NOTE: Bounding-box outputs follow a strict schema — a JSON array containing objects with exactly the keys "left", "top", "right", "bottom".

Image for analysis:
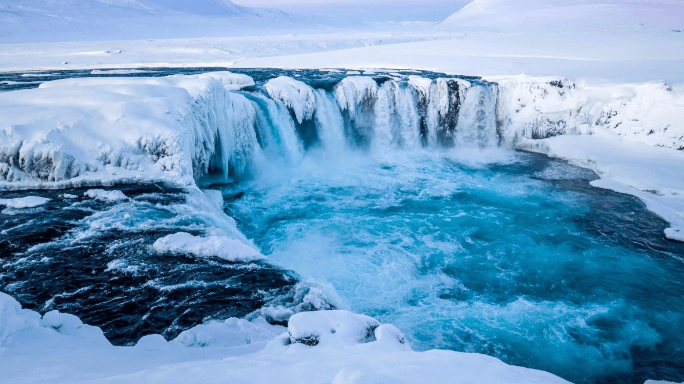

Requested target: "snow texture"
[
  {"left": 0, "top": 291, "right": 572, "bottom": 384},
  {"left": 0, "top": 196, "right": 50, "bottom": 208},
  {"left": 152, "top": 232, "right": 264, "bottom": 262}
]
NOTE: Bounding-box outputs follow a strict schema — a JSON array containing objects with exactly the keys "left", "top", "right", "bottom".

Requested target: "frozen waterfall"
[{"left": 206, "top": 74, "right": 500, "bottom": 181}]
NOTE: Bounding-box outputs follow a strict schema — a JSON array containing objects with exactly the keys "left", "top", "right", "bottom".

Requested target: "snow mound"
[
  {"left": 173, "top": 317, "right": 285, "bottom": 348},
  {"left": 287, "top": 310, "right": 380, "bottom": 347},
  {"left": 0, "top": 196, "right": 50, "bottom": 208},
  {"left": 152, "top": 232, "right": 264, "bottom": 262},
  {"left": 85, "top": 189, "right": 128, "bottom": 201},
  {"left": 265, "top": 76, "right": 316, "bottom": 124}
]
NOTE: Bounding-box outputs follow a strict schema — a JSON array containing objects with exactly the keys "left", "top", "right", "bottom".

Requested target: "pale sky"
[{"left": 232, "top": 0, "right": 472, "bottom": 22}]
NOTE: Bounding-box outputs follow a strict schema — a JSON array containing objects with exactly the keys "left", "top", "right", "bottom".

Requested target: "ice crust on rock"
[
  {"left": 0, "top": 196, "right": 50, "bottom": 208},
  {"left": 265, "top": 76, "right": 316, "bottom": 124},
  {"left": 152, "top": 232, "right": 264, "bottom": 262}
]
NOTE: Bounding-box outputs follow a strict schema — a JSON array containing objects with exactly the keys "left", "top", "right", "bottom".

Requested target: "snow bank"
[
  {"left": 0, "top": 72, "right": 259, "bottom": 190},
  {"left": 0, "top": 291, "right": 571, "bottom": 384},
  {"left": 265, "top": 76, "right": 316, "bottom": 124},
  {"left": 84, "top": 189, "right": 128, "bottom": 201},
  {"left": 0, "top": 196, "right": 50, "bottom": 208},
  {"left": 517, "top": 134, "right": 684, "bottom": 241},
  {"left": 152, "top": 232, "right": 264, "bottom": 262}
]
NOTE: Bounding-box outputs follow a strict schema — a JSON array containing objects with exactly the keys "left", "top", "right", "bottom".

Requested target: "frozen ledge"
[
  {"left": 0, "top": 292, "right": 571, "bottom": 384},
  {"left": 517, "top": 134, "right": 684, "bottom": 242}
]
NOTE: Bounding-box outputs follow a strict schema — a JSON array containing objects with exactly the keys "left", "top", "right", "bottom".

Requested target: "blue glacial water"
[
  {"left": 222, "top": 148, "right": 684, "bottom": 384},
  {"left": 1, "top": 68, "right": 683, "bottom": 384}
]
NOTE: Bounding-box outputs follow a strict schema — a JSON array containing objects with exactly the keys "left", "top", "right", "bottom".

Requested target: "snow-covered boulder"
[
  {"left": 152, "top": 232, "right": 264, "bottom": 262},
  {"left": 287, "top": 310, "right": 380, "bottom": 347},
  {"left": 265, "top": 76, "right": 316, "bottom": 124}
]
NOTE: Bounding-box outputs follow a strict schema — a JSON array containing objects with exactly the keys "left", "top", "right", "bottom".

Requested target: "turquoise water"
[{"left": 223, "top": 148, "right": 684, "bottom": 384}]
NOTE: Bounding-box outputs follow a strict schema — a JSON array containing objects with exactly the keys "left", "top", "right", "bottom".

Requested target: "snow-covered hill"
[
  {"left": 438, "top": 0, "right": 684, "bottom": 32},
  {"left": 0, "top": 0, "right": 366, "bottom": 43}
]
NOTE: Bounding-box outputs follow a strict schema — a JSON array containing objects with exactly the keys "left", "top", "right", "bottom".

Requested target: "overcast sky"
[{"left": 232, "top": 0, "right": 472, "bottom": 22}]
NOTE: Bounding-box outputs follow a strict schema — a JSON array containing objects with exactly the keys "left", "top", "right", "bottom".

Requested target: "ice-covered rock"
[
  {"left": 287, "top": 310, "right": 380, "bottom": 347},
  {"left": 84, "top": 189, "right": 128, "bottom": 201},
  {"left": 152, "top": 232, "right": 264, "bottom": 262},
  {"left": 0, "top": 196, "right": 50, "bottom": 208},
  {"left": 265, "top": 76, "right": 316, "bottom": 124},
  {"left": 334, "top": 76, "right": 378, "bottom": 118}
]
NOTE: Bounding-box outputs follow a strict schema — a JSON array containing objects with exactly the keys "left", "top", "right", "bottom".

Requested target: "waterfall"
[{"left": 209, "top": 74, "right": 500, "bottom": 182}]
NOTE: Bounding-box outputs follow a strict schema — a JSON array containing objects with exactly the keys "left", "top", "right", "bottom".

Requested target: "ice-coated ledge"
[
  {"left": 0, "top": 72, "right": 257, "bottom": 190},
  {"left": 0, "top": 291, "right": 572, "bottom": 384}
]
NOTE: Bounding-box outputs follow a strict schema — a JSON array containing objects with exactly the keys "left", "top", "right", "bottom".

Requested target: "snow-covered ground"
[{"left": 0, "top": 292, "right": 571, "bottom": 384}]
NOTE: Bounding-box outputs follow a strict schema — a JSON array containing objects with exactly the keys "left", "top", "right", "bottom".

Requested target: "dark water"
[{"left": 0, "top": 184, "right": 296, "bottom": 345}]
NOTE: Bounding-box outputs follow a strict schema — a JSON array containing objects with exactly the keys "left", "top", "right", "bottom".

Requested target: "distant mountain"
[
  {"left": 437, "top": 0, "right": 684, "bottom": 32},
  {"left": 0, "top": 0, "right": 366, "bottom": 43}
]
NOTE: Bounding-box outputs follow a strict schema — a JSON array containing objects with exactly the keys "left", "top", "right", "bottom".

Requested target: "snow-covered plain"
[{"left": 2, "top": 0, "right": 684, "bottom": 383}]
